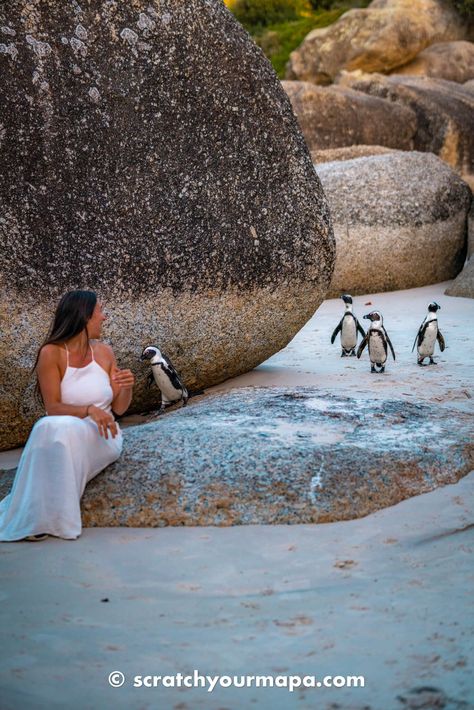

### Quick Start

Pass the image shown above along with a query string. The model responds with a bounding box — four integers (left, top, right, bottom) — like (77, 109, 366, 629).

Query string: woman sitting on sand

(0, 290, 135, 542)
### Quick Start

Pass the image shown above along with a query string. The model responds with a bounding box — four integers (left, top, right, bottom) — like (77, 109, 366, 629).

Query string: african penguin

(357, 311, 396, 373)
(412, 302, 445, 366)
(140, 345, 188, 412)
(331, 294, 366, 357)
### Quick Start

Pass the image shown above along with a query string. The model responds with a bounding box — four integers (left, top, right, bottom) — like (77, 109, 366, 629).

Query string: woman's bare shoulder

(92, 340, 115, 360)
(38, 343, 64, 363)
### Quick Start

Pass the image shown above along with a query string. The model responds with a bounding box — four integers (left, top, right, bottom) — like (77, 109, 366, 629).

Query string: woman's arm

(37, 344, 90, 418)
(100, 344, 135, 416)
(37, 344, 118, 439)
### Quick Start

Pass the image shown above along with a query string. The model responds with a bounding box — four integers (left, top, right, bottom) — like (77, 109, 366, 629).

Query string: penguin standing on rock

(357, 311, 396, 373)
(412, 302, 445, 366)
(330, 294, 366, 356)
(140, 345, 188, 413)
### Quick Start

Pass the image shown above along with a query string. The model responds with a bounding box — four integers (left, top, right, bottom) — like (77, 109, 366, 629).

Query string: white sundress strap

(90, 343, 95, 362)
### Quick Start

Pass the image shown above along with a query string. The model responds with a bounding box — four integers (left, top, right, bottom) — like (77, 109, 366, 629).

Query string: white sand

(207, 281, 474, 410)
(1, 282, 473, 708)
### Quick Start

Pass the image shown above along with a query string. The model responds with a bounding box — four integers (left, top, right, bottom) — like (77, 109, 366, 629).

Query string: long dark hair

(32, 290, 98, 395)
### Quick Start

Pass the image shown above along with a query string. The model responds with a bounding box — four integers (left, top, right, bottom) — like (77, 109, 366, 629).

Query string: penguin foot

(370, 365, 376, 373)
(429, 358, 437, 365)
(379, 366, 385, 373)
(340, 351, 347, 357)
(148, 409, 164, 420)
(350, 350, 356, 357)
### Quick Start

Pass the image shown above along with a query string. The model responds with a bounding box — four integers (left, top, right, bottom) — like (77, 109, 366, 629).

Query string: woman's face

(86, 301, 107, 338)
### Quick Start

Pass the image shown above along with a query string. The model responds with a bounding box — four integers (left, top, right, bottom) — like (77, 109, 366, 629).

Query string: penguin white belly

(153, 369, 182, 402)
(341, 316, 357, 350)
(368, 332, 387, 364)
(418, 322, 437, 357)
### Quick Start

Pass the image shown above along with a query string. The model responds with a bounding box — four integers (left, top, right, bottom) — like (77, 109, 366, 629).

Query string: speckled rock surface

(311, 144, 397, 164)
(0, 1, 335, 450)
(285, 0, 470, 84)
(392, 41, 474, 84)
(316, 151, 471, 296)
(445, 259, 474, 299)
(341, 74, 474, 185)
(282, 80, 416, 152)
(1, 387, 472, 526)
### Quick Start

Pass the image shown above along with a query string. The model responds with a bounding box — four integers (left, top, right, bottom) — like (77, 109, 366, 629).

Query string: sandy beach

(1, 281, 473, 709)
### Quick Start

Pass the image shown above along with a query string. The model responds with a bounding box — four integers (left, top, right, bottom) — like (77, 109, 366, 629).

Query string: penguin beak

(363, 314, 370, 320)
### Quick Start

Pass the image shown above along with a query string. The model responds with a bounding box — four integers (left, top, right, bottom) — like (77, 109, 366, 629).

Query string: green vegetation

(451, 0, 474, 17)
(225, 0, 370, 78)
(254, 10, 349, 76)
(227, 0, 304, 26)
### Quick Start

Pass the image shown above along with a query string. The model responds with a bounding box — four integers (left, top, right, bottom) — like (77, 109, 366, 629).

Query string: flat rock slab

(3, 387, 471, 527)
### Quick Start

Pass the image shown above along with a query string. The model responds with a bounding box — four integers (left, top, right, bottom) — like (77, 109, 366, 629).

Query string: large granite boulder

(392, 41, 474, 84)
(316, 151, 471, 296)
(282, 80, 416, 151)
(341, 74, 474, 188)
(2, 387, 472, 525)
(445, 259, 474, 299)
(285, 0, 470, 85)
(0, 1, 335, 450)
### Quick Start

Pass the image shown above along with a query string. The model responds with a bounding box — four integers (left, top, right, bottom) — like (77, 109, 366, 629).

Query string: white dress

(0, 344, 123, 541)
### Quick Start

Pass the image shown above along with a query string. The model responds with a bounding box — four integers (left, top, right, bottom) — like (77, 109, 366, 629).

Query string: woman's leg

(0, 415, 122, 542)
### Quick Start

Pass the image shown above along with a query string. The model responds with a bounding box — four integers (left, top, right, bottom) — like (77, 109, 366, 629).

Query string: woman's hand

(112, 367, 135, 390)
(87, 405, 118, 439)
(109, 359, 135, 416)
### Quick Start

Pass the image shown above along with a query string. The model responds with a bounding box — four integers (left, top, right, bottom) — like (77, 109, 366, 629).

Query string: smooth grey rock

(392, 40, 474, 83)
(2, 387, 472, 526)
(311, 144, 397, 164)
(0, 1, 335, 450)
(445, 258, 474, 299)
(282, 80, 416, 152)
(340, 74, 474, 186)
(316, 151, 471, 296)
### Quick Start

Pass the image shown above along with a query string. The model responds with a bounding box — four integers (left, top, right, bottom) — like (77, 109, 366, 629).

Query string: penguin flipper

(161, 354, 186, 391)
(330, 319, 343, 344)
(356, 335, 368, 359)
(437, 330, 446, 352)
(412, 320, 427, 352)
(384, 330, 396, 361)
(146, 372, 155, 389)
(356, 319, 366, 338)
